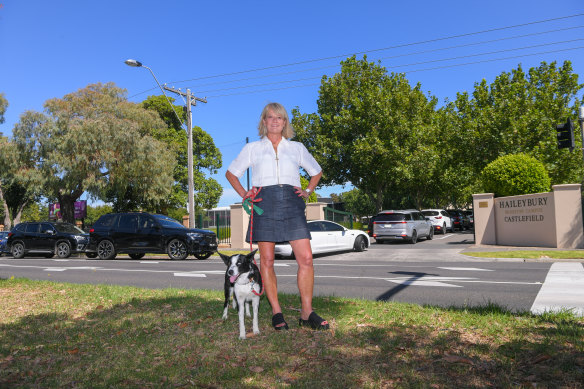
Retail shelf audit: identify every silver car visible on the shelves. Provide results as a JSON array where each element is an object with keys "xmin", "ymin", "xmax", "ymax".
[{"xmin": 372, "ymin": 210, "xmax": 433, "ymax": 244}]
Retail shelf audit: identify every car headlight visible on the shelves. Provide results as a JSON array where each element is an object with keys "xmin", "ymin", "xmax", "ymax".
[{"xmin": 187, "ymin": 232, "xmax": 203, "ymax": 240}]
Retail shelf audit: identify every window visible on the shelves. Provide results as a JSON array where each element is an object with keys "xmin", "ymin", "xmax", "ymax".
[
  {"xmin": 140, "ymin": 215, "xmax": 156, "ymax": 229},
  {"xmin": 376, "ymin": 214, "xmax": 406, "ymax": 222},
  {"xmin": 118, "ymin": 214, "xmax": 138, "ymax": 232},
  {"xmin": 96, "ymin": 214, "xmax": 116, "ymax": 228},
  {"xmin": 308, "ymin": 222, "xmax": 324, "ymax": 232},
  {"xmin": 321, "ymin": 221, "xmax": 345, "ymax": 232},
  {"xmin": 25, "ymin": 223, "xmax": 40, "ymax": 233},
  {"xmin": 40, "ymin": 223, "xmax": 54, "ymax": 234}
]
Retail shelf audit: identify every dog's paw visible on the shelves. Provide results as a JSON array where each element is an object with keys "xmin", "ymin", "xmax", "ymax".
[{"xmin": 239, "ymin": 334, "xmax": 246, "ymax": 340}]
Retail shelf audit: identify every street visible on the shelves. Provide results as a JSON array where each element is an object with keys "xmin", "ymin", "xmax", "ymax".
[{"xmin": 1, "ymin": 230, "xmax": 583, "ymax": 315}]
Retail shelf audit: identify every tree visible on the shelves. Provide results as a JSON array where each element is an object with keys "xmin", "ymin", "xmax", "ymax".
[
  {"xmin": 140, "ymin": 95, "xmax": 223, "ymax": 214},
  {"xmin": 11, "ymin": 83, "xmax": 176, "ymax": 223},
  {"xmin": 481, "ymin": 154, "xmax": 551, "ymax": 197},
  {"xmin": 0, "ymin": 114, "xmax": 43, "ymax": 228},
  {"xmin": 450, "ymin": 61, "xmax": 583, "ymax": 188},
  {"xmin": 0, "ymin": 92, "xmax": 7, "ymax": 125},
  {"xmin": 292, "ymin": 56, "xmax": 438, "ymax": 212},
  {"xmin": 337, "ymin": 188, "xmax": 377, "ymax": 218}
]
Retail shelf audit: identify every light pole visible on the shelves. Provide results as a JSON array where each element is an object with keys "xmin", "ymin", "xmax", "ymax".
[{"xmin": 124, "ymin": 59, "xmax": 196, "ymax": 228}]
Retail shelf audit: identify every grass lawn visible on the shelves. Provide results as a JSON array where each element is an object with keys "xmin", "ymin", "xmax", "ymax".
[{"xmin": 1, "ymin": 278, "xmax": 583, "ymax": 388}]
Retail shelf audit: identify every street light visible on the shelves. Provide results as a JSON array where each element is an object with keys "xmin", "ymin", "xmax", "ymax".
[{"xmin": 125, "ymin": 59, "xmax": 196, "ymax": 228}]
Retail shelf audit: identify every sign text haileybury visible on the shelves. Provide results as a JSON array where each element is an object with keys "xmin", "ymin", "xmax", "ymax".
[{"xmin": 499, "ymin": 196, "xmax": 548, "ymax": 223}]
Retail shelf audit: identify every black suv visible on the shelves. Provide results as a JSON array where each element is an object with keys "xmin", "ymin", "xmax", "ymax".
[
  {"xmin": 86, "ymin": 212, "xmax": 218, "ymax": 260},
  {"xmin": 7, "ymin": 221, "xmax": 89, "ymax": 258}
]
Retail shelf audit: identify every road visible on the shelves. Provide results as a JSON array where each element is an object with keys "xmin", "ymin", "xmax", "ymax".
[{"xmin": 1, "ymin": 230, "xmax": 583, "ymax": 315}]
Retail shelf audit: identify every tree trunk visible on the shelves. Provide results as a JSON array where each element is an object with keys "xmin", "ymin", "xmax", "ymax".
[
  {"xmin": 0, "ymin": 182, "xmax": 11, "ymax": 230},
  {"xmin": 13, "ymin": 201, "xmax": 27, "ymax": 225},
  {"xmin": 58, "ymin": 191, "xmax": 84, "ymax": 224}
]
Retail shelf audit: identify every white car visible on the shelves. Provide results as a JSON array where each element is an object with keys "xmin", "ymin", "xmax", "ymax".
[
  {"xmin": 421, "ymin": 209, "xmax": 453, "ymax": 234},
  {"xmin": 274, "ymin": 220, "xmax": 370, "ymax": 258}
]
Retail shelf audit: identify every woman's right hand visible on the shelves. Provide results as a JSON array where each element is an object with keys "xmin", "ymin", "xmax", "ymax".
[{"xmin": 243, "ymin": 187, "xmax": 259, "ymax": 200}]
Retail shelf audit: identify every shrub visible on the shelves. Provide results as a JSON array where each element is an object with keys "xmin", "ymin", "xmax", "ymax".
[{"xmin": 481, "ymin": 154, "xmax": 551, "ymax": 197}]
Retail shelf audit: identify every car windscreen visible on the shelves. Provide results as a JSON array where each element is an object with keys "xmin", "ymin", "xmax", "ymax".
[
  {"xmin": 375, "ymin": 214, "xmax": 406, "ymax": 222},
  {"xmin": 422, "ymin": 211, "xmax": 439, "ymax": 216},
  {"xmin": 54, "ymin": 223, "xmax": 85, "ymax": 234},
  {"xmin": 152, "ymin": 215, "xmax": 186, "ymax": 229}
]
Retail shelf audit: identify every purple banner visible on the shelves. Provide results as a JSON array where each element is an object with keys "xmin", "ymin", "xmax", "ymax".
[{"xmin": 49, "ymin": 201, "xmax": 87, "ymax": 220}]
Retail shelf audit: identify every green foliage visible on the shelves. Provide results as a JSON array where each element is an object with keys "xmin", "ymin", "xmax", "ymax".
[
  {"xmin": 0, "ymin": 92, "xmax": 7, "ymax": 125},
  {"xmin": 337, "ymin": 188, "xmax": 376, "ymax": 218},
  {"xmin": 141, "ymin": 96, "xmax": 223, "ymax": 213},
  {"xmin": 85, "ymin": 204, "xmax": 114, "ymax": 226},
  {"xmin": 481, "ymin": 154, "xmax": 551, "ymax": 197},
  {"xmin": 293, "ymin": 56, "xmax": 439, "ymax": 212},
  {"xmin": 10, "ymin": 83, "xmax": 176, "ymax": 224}
]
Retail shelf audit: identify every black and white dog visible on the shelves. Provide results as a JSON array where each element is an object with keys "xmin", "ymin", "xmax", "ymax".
[{"xmin": 219, "ymin": 250, "xmax": 263, "ymax": 339}]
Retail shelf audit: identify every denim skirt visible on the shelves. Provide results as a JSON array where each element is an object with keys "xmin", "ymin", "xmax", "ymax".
[{"xmin": 246, "ymin": 184, "xmax": 311, "ymax": 243}]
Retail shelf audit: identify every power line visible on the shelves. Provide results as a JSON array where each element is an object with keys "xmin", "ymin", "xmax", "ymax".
[
  {"xmin": 169, "ymin": 13, "xmax": 584, "ymax": 84},
  {"xmin": 205, "ymin": 46, "xmax": 584, "ymax": 98},
  {"xmin": 129, "ymin": 23, "xmax": 584, "ymax": 99},
  {"xmin": 191, "ymin": 40, "xmax": 584, "ymax": 95}
]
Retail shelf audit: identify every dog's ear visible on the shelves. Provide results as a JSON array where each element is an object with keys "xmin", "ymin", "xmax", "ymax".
[
  {"xmin": 245, "ymin": 249, "xmax": 258, "ymax": 260},
  {"xmin": 218, "ymin": 251, "xmax": 231, "ymax": 266}
]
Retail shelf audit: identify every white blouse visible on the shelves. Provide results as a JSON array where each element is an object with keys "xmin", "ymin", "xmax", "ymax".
[{"xmin": 227, "ymin": 137, "xmax": 322, "ymax": 187}]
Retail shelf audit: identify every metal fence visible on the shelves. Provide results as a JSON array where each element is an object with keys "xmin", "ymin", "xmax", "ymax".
[
  {"xmin": 323, "ymin": 206, "xmax": 353, "ymax": 229},
  {"xmin": 197, "ymin": 207, "xmax": 231, "ymax": 245}
]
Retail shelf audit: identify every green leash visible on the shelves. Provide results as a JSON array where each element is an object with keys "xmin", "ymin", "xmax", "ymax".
[{"xmin": 243, "ymin": 197, "xmax": 264, "ymax": 216}]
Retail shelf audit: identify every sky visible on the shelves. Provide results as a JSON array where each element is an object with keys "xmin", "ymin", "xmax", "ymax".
[{"xmin": 1, "ymin": 1, "xmax": 583, "ymax": 208}]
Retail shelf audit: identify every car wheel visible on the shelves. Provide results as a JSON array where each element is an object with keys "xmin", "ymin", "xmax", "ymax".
[
  {"xmin": 97, "ymin": 240, "xmax": 116, "ymax": 260},
  {"xmin": 409, "ymin": 230, "xmax": 418, "ymax": 244},
  {"xmin": 86, "ymin": 253, "xmax": 98, "ymax": 259},
  {"xmin": 11, "ymin": 242, "xmax": 25, "ymax": 259},
  {"xmin": 353, "ymin": 236, "xmax": 367, "ymax": 252},
  {"xmin": 427, "ymin": 227, "xmax": 434, "ymax": 240},
  {"xmin": 56, "ymin": 242, "xmax": 71, "ymax": 258},
  {"xmin": 194, "ymin": 252, "xmax": 212, "ymax": 260},
  {"xmin": 167, "ymin": 239, "xmax": 188, "ymax": 260},
  {"xmin": 442, "ymin": 223, "xmax": 447, "ymax": 234},
  {"xmin": 129, "ymin": 253, "xmax": 145, "ymax": 260}
]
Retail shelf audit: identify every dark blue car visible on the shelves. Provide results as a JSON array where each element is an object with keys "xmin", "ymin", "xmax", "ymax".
[{"xmin": 0, "ymin": 231, "xmax": 8, "ymax": 256}]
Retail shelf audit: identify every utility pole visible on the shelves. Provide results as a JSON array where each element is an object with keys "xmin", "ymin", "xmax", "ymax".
[{"xmin": 163, "ymin": 86, "xmax": 207, "ymax": 228}]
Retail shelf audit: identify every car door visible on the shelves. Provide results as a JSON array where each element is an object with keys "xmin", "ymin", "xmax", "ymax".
[
  {"xmin": 321, "ymin": 221, "xmax": 351, "ymax": 250},
  {"xmin": 307, "ymin": 221, "xmax": 327, "ymax": 253},
  {"xmin": 415, "ymin": 212, "xmax": 430, "ymax": 237},
  {"xmin": 115, "ymin": 214, "xmax": 140, "ymax": 250},
  {"xmin": 23, "ymin": 223, "xmax": 40, "ymax": 250},
  {"xmin": 38, "ymin": 223, "xmax": 57, "ymax": 252},
  {"xmin": 138, "ymin": 214, "xmax": 162, "ymax": 251}
]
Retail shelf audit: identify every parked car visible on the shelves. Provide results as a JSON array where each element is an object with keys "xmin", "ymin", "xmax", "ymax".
[
  {"xmin": 447, "ymin": 209, "xmax": 472, "ymax": 231},
  {"xmin": 274, "ymin": 220, "xmax": 370, "ymax": 258},
  {"xmin": 7, "ymin": 221, "xmax": 89, "ymax": 259},
  {"xmin": 0, "ymin": 231, "xmax": 9, "ymax": 256},
  {"xmin": 372, "ymin": 210, "xmax": 434, "ymax": 244},
  {"xmin": 86, "ymin": 212, "xmax": 218, "ymax": 260},
  {"xmin": 421, "ymin": 209, "xmax": 454, "ymax": 234},
  {"xmin": 464, "ymin": 210, "xmax": 474, "ymax": 227}
]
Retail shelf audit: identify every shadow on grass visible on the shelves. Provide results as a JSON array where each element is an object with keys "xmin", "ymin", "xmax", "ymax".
[{"xmin": 1, "ymin": 278, "xmax": 583, "ymax": 388}]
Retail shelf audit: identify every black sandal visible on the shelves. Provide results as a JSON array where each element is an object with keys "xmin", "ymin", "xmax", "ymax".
[
  {"xmin": 299, "ymin": 311, "xmax": 330, "ymax": 330},
  {"xmin": 272, "ymin": 313, "xmax": 289, "ymax": 331}
]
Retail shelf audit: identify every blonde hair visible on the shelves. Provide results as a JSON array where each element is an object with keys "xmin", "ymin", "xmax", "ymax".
[{"xmin": 257, "ymin": 102, "xmax": 295, "ymax": 139}]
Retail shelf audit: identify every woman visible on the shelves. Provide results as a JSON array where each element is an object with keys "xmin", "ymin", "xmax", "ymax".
[{"xmin": 225, "ymin": 102, "xmax": 329, "ymax": 331}]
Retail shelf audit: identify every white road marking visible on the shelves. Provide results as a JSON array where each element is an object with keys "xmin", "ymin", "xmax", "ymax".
[
  {"xmin": 530, "ymin": 262, "xmax": 584, "ymax": 317},
  {"xmin": 438, "ymin": 267, "xmax": 494, "ymax": 271},
  {"xmin": 174, "ymin": 273, "xmax": 207, "ymax": 278},
  {"xmin": 140, "ymin": 261, "xmax": 160, "ymax": 264}
]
